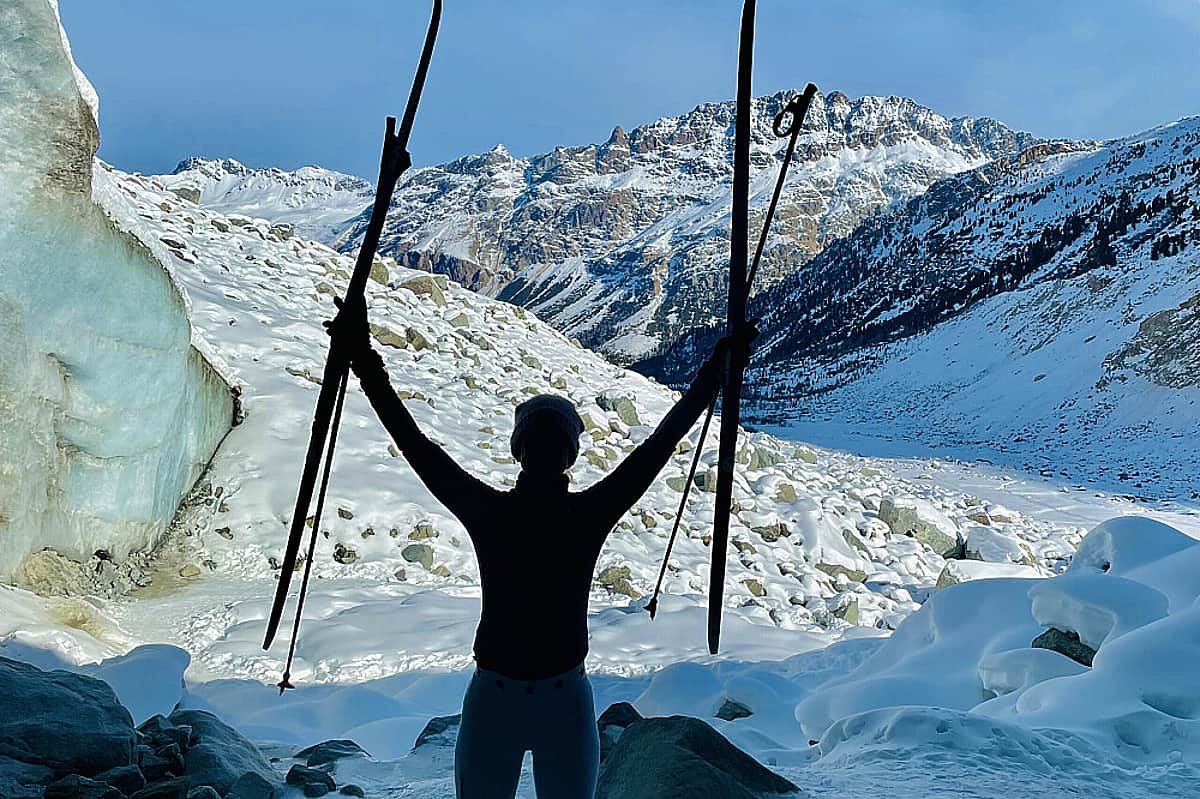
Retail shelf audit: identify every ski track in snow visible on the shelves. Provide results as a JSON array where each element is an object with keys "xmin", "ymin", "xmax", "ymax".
[{"xmin": 3, "ymin": 162, "xmax": 1198, "ymax": 797}]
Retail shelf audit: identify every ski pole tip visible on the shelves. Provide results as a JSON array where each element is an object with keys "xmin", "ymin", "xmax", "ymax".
[{"xmin": 646, "ymin": 597, "xmax": 658, "ymax": 619}]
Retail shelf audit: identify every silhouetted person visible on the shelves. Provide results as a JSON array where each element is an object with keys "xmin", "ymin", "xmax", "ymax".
[{"xmin": 325, "ymin": 295, "xmax": 754, "ymax": 799}]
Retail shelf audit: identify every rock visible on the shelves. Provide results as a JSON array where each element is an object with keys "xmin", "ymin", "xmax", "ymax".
[
  {"xmin": 596, "ymin": 565, "xmax": 641, "ymax": 598},
  {"xmin": 166, "ymin": 710, "xmax": 275, "ymax": 796},
  {"xmin": 294, "ymin": 740, "xmax": 368, "ymax": 768},
  {"xmin": 369, "ymin": 323, "xmax": 407, "ymax": 349},
  {"xmin": 814, "ymin": 562, "xmax": 867, "ymax": 585},
  {"xmin": 13, "ymin": 549, "xmax": 90, "ymax": 595},
  {"xmin": 399, "ymin": 275, "xmax": 448, "ymax": 307},
  {"xmin": 406, "ymin": 326, "xmax": 434, "ymax": 351},
  {"xmin": 1032, "ymin": 628, "xmax": 1096, "ymax": 667},
  {"xmin": 129, "ymin": 776, "xmax": 190, "ymax": 799},
  {"xmin": 408, "ymin": 523, "xmax": 436, "ymax": 540},
  {"xmin": 286, "ymin": 764, "xmax": 336, "ymax": 795},
  {"xmin": 793, "ymin": 447, "xmax": 818, "ymax": 464},
  {"xmin": 743, "ymin": 578, "xmax": 766, "ymax": 598},
  {"xmin": 714, "ymin": 699, "xmax": 753, "ymax": 722},
  {"xmin": 934, "ymin": 564, "xmax": 960, "ymax": 590},
  {"xmin": 447, "ymin": 311, "xmax": 469, "ymax": 328},
  {"xmin": 368, "ymin": 259, "xmax": 389, "ymax": 285},
  {"xmin": 138, "ymin": 716, "xmax": 193, "ymax": 753},
  {"xmin": 224, "ymin": 771, "xmax": 275, "ymax": 799},
  {"xmin": 752, "ymin": 523, "xmax": 788, "ymax": 543},
  {"xmin": 43, "ymin": 774, "xmax": 123, "ymax": 799},
  {"xmin": 597, "ymin": 702, "xmax": 643, "ymax": 764},
  {"xmin": 773, "ymin": 483, "xmax": 797, "ymax": 503},
  {"xmin": 596, "ymin": 716, "xmax": 797, "ymax": 799},
  {"xmin": 877, "ymin": 497, "xmax": 957, "ymax": 555},
  {"xmin": 268, "ymin": 223, "xmax": 294, "ymax": 241},
  {"xmin": 401, "ymin": 544, "xmax": 434, "ymax": 570},
  {"xmin": 665, "ymin": 476, "xmax": 687, "ymax": 492},
  {"xmin": 168, "ymin": 186, "xmax": 201, "ymax": 204},
  {"xmin": 0, "ymin": 754, "xmax": 53, "ymax": 799},
  {"xmin": 337, "ymin": 507, "xmax": 354, "ymax": 520},
  {"xmin": 138, "ymin": 750, "xmax": 178, "ymax": 782},
  {"xmin": 339, "ymin": 785, "xmax": 365, "ymax": 797},
  {"xmin": 178, "ymin": 564, "xmax": 201, "ymax": 579},
  {"xmin": 0, "ymin": 657, "xmax": 136, "ymax": 777},
  {"xmin": 332, "ymin": 543, "xmax": 358, "ymax": 565},
  {"xmin": 412, "ymin": 714, "xmax": 461, "ymax": 751},
  {"xmin": 95, "ymin": 764, "xmax": 146, "ymax": 795},
  {"xmin": 596, "ymin": 393, "xmax": 640, "ymax": 426},
  {"xmin": 835, "ymin": 598, "xmax": 861, "ymax": 625}
]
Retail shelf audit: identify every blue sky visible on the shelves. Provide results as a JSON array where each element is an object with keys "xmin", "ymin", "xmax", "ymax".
[{"xmin": 61, "ymin": 0, "xmax": 1200, "ymax": 179}]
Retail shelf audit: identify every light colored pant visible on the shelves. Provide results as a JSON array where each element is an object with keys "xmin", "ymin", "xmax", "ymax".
[{"xmin": 455, "ymin": 661, "xmax": 600, "ymax": 798}]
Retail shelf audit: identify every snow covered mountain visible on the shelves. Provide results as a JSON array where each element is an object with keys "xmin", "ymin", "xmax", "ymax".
[
  {"xmin": 164, "ymin": 94, "xmax": 1035, "ymax": 362},
  {"xmin": 337, "ymin": 92, "xmax": 1036, "ymax": 362},
  {"xmin": 160, "ymin": 157, "xmax": 374, "ymax": 243},
  {"xmin": 642, "ymin": 120, "xmax": 1200, "ymax": 500}
]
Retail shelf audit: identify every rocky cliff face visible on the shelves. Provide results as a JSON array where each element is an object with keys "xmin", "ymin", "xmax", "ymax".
[{"xmin": 335, "ymin": 91, "xmax": 1036, "ymax": 361}]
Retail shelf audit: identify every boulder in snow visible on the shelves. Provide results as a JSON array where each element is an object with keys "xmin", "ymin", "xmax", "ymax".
[
  {"xmin": 596, "ymin": 715, "xmax": 797, "ymax": 799},
  {"xmin": 166, "ymin": 710, "xmax": 276, "ymax": 796},
  {"xmin": 0, "ymin": 657, "xmax": 136, "ymax": 778}
]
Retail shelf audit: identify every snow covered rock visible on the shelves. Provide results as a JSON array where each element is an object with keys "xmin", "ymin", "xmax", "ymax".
[
  {"xmin": 798, "ymin": 515, "xmax": 1200, "ymax": 768},
  {"xmin": 596, "ymin": 715, "xmax": 797, "ymax": 799},
  {"xmin": 0, "ymin": 0, "xmax": 234, "ymax": 581},
  {"xmin": 877, "ymin": 496, "xmax": 958, "ymax": 555},
  {"xmin": 0, "ymin": 656, "xmax": 136, "ymax": 778}
]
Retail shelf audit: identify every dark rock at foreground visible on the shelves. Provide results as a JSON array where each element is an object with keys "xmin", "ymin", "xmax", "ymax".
[
  {"xmin": 167, "ymin": 709, "xmax": 277, "ymax": 795},
  {"xmin": 597, "ymin": 702, "xmax": 643, "ymax": 764},
  {"xmin": 596, "ymin": 715, "xmax": 798, "ymax": 799},
  {"xmin": 412, "ymin": 714, "xmax": 462, "ymax": 751},
  {"xmin": 293, "ymin": 739, "xmax": 369, "ymax": 767},
  {"xmin": 0, "ymin": 657, "xmax": 136, "ymax": 777}
]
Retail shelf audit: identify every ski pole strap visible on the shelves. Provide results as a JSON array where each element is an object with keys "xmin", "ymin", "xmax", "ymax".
[
  {"xmin": 746, "ymin": 83, "xmax": 819, "ymax": 291},
  {"xmin": 646, "ymin": 385, "xmax": 720, "ymax": 619},
  {"xmin": 278, "ymin": 366, "xmax": 351, "ymax": 694}
]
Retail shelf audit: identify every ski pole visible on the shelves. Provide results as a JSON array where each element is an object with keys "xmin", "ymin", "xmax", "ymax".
[{"xmin": 263, "ymin": 0, "xmax": 443, "ymax": 692}]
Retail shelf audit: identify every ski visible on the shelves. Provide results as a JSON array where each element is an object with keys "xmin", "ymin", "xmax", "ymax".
[
  {"xmin": 707, "ymin": 0, "xmax": 757, "ymax": 655},
  {"xmin": 262, "ymin": 0, "xmax": 443, "ymax": 693}
]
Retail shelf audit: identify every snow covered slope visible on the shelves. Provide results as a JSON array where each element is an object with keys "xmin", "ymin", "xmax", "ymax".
[
  {"xmin": 160, "ymin": 157, "xmax": 374, "ymax": 243},
  {"xmin": 0, "ymin": 0, "xmax": 233, "ymax": 579},
  {"xmin": 91, "ymin": 166, "xmax": 1091, "ymax": 681},
  {"xmin": 644, "ymin": 122, "xmax": 1200, "ymax": 500}
]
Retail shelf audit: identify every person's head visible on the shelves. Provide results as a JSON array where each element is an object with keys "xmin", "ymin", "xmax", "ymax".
[{"xmin": 510, "ymin": 394, "xmax": 584, "ymax": 477}]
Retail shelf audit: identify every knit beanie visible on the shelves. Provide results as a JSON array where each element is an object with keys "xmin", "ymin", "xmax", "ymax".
[{"xmin": 510, "ymin": 394, "xmax": 585, "ymax": 465}]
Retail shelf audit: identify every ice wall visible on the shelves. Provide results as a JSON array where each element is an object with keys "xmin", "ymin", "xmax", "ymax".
[{"xmin": 0, "ymin": 0, "xmax": 234, "ymax": 578}]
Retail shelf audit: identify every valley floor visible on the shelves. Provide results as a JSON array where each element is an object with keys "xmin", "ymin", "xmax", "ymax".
[{"xmin": 5, "ymin": 447, "xmax": 1197, "ymax": 798}]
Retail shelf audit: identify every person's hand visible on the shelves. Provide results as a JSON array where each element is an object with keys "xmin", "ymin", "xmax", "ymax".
[
  {"xmin": 711, "ymin": 318, "xmax": 760, "ymax": 370},
  {"xmin": 322, "ymin": 294, "xmax": 371, "ymax": 359}
]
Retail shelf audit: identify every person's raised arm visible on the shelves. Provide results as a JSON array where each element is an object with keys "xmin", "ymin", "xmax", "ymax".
[
  {"xmin": 580, "ymin": 326, "xmax": 756, "ymax": 533},
  {"xmin": 325, "ymin": 296, "xmax": 496, "ymax": 526}
]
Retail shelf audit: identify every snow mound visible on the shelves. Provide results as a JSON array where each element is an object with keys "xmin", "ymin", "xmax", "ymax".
[{"xmin": 798, "ymin": 516, "xmax": 1200, "ymax": 766}]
